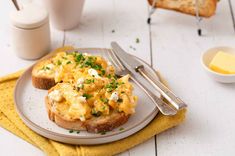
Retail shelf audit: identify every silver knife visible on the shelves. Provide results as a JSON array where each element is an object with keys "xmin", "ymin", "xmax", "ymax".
[{"xmin": 111, "ymin": 42, "xmax": 187, "ymax": 110}]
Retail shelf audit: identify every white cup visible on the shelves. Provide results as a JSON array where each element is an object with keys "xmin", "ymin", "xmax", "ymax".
[{"xmin": 44, "ymin": 0, "xmax": 85, "ymax": 30}]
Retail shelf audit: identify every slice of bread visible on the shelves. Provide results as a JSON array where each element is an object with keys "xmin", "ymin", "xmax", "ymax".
[
  {"xmin": 45, "ymin": 96, "xmax": 129, "ymax": 133},
  {"xmin": 32, "ymin": 51, "xmax": 136, "ymax": 133},
  {"xmin": 148, "ymin": 0, "xmax": 217, "ymax": 18},
  {"xmin": 32, "ymin": 59, "xmax": 56, "ymax": 90}
]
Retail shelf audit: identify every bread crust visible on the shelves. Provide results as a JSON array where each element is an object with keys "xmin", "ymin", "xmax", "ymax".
[
  {"xmin": 45, "ymin": 96, "xmax": 129, "ymax": 133},
  {"xmin": 32, "ymin": 75, "xmax": 56, "ymax": 90},
  {"xmin": 148, "ymin": 0, "xmax": 217, "ymax": 18}
]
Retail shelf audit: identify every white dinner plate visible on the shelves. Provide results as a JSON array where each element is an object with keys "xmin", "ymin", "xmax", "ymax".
[{"xmin": 14, "ymin": 48, "xmax": 161, "ymax": 145}]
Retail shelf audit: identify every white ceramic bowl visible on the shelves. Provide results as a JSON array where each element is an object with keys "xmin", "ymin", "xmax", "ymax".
[{"xmin": 201, "ymin": 46, "xmax": 235, "ymax": 83}]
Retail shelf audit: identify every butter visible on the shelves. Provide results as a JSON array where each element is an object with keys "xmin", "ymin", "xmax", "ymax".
[{"xmin": 209, "ymin": 51, "xmax": 235, "ymax": 74}]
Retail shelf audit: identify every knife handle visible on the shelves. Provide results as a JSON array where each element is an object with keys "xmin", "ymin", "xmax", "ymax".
[{"xmin": 137, "ymin": 67, "xmax": 187, "ymax": 110}]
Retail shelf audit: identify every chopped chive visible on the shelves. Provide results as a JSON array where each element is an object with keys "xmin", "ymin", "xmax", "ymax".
[
  {"xmin": 76, "ymin": 131, "xmax": 80, "ymax": 134},
  {"xmin": 101, "ymin": 69, "xmax": 106, "ymax": 75},
  {"xmin": 117, "ymin": 98, "xmax": 123, "ymax": 103},
  {"xmin": 93, "ymin": 64, "xmax": 102, "ymax": 70},
  {"xmin": 75, "ymin": 53, "xmax": 85, "ymax": 63},
  {"xmin": 92, "ymin": 109, "xmax": 101, "ymax": 117},
  {"xmin": 100, "ymin": 131, "xmax": 106, "ymax": 135},
  {"xmin": 69, "ymin": 130, "xmax": 74, "ymax": 133},
  {"xmin": 119, "ymin": 127, "xmax": 124, "ymax": 131},
  {"xmin": 102, "ymin": 105, "xmax": 106, "ymax": 110},
  {"xmin": 136, "ymin": 38, "xmax": 140, "ymax": 43},
  {"xmin": 82, "ymin": 93, "xmax": 93, "ymax": 99},
  {"xmin": 100, "ymin": 98, "xmax": 109, "ymax": 104},
  {"xmin": 85, "ymin": 79, "xmax": 95, "ymax": 84},
  {"xmin": 57, "ymin": 60, "xmax": 62, "ymax": 65}
]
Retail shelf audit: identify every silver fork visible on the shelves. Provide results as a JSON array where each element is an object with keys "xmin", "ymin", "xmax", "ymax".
[{"xmin": 108, "ymin": 50, "xmax": 177, "ymax": 116}]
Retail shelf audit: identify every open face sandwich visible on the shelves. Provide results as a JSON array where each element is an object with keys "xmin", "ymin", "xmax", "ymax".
[{"xmin": 32, "ymin": 51, "xmax": 137, "ymax": 133}]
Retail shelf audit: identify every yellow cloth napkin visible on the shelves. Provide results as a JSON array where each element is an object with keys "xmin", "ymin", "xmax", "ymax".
[{"xmin": 0, "ymin": 47, "xmax": 186, "ymax": 156}]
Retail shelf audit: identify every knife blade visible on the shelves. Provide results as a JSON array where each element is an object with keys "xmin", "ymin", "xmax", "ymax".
[{"xmin": 111, "ymin": 42, "xmax": 187, "ymax": 110}]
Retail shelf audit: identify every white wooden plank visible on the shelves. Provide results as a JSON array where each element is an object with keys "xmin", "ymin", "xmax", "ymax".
[
  {"xmin": 129, "ymin": 137, "xmax": 156, "ymax": 156},
  {"xmin": 64, "ymin": 0, "xmax": 155, "ymax": 155},
  {"xmin": 150, "ymin": 0, "xmax": 235, "ymax": 156}
]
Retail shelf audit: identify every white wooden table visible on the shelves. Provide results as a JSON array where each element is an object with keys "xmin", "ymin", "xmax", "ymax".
[{"xmin": 1, "ymin": 0, "xmax": 235, "ymax": 155}]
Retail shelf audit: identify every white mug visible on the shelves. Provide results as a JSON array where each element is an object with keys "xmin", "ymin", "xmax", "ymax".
[{"xmin": 44, "ymin": 0, "xmax": 85, "ymax": 30}]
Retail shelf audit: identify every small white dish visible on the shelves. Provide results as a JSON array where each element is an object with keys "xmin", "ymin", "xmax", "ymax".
[
  {"xmin": 14, "ymin": 48, "xmax": 160, "ymax": 145},
  {"xmin": 201, "ymin": 46, "xmax": 235, "ymax": 83}
]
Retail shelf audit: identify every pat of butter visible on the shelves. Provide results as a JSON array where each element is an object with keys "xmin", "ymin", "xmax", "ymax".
[{"xmin": 209, "ymin": 51, "xmax": 235, "ymax": 74}]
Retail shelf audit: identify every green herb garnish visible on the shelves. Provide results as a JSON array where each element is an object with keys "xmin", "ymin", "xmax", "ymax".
[
  {"xmin": 76, "ymin": 131, "xmax": 80, "ymax": 134},
  {"xmin": 100, "ymin": 131, "xmax": 106, "ymax": 135},
  {"xmin": 57, "ymin": 60, "xmax": 62, "ymax": 65},
  {"xmin": 101, "ymin": 69, "xmax": 106, "ymax": 75},
  {"xmin": 85, "ymin": 79, "xmax": 95, "ymax": 84},
  {"xmin": 117, "ymin": 98, "xmax": 123, "ymax": 103},
  {"xmin": 136, "ymin": 38, "xmax": 140, "ymax": 43},
  {"xmin": 82, "ymin": 93, "xmax": 93, "ymax": 99},
  {"xmin": 100, "ymin": 98, "xmax": 109, "ymax": 104},
  {"xmin": 91, "ymin": 109, "xmax": 102, "ymax": 117},
  {"xmin": 84, "ymin": 57, "xmax": 95, "ymax": 67},
  {"xmin": 69, "ymin": 130, "xmax": 74, "ymax": 133},
  {"xmin": 93, "ymin": 64, "xmax": 102, "ymax": 70},
  {"xmin": 119, "ymin": 127, "xmax": 124, "ymax": 131},
  {"xmin": 66, "ymin": 61, "xmax": 71, "ymax": 64},
  {"xmin": 105, "ymin": 79, "xmax": 120, "ymax": 92},
  {"xmin": 75, "ymin": 53, "xmax": 85, "ymax": 63},
  {"xmin": 102, "ymin": 105, "xmax": 106, "ymax": 110}
]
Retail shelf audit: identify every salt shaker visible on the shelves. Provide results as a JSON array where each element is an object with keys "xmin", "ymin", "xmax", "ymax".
[{"xmin": 10, "ymin": 3, "xmax": 51, "ymax": 60}]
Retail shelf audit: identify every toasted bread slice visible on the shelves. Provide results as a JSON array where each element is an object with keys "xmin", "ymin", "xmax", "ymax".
[
  {"xmin": 32, "ymin": 59, "xmax": 56, "ymax": 90},
  {"xmin": 32, "ymin": 51, "xmax": 136, "ymax": 133},
  {"xmin": 45, "ymin": 96, "xmax": 129, "ymax": 133},
  {"xmin": 148, "ymin": 0, "xmax": 217, "ymax": 18}
]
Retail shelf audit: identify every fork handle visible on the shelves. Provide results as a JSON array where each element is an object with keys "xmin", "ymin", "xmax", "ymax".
[
  {"xmin": 137, "ymin": 67, "xmax": 187, "ymax": 110},
  {"xmin": 130, "ymin": 75, "xmax": 177, "ymax": 116}
]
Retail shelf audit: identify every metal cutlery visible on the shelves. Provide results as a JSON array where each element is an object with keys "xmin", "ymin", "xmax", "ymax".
[
  {"xmin": 111, "ymin": 42, "xmax": 187, "ymax": 110},
  {"xmin": 108, "ymin": 48, "xmax": 177, "ymax": 116}
]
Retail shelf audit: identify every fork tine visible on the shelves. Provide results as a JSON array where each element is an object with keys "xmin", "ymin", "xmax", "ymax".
[{"xmin": 109, "ymin": 49, "xmax": 125, "ymax": 71}]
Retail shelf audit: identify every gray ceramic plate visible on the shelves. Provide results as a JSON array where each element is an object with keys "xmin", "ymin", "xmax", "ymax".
[{"xmin": 14, "ymin": 48, "xmax": 160, "ymax": 145}]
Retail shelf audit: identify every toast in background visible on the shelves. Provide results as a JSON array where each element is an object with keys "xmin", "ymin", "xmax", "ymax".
[{"xmin": 148, "ymin": 0, "xmax": 217, "ymax": 18}]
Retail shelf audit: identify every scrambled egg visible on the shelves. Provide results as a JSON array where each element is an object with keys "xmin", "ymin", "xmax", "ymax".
[{"xmin": 41, "ymin": 52, "xmax": 137, "ymax": 121}]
